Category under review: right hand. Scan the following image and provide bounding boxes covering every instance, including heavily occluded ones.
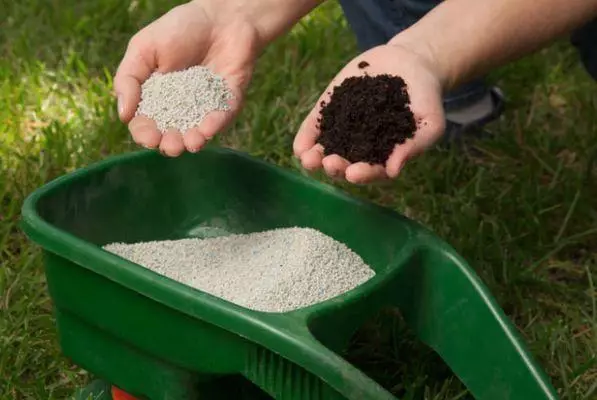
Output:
[294,42,446,184]
[114,0,262,156]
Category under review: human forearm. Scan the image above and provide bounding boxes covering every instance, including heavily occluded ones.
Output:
[199,0,324,44]
[391,0,597,90]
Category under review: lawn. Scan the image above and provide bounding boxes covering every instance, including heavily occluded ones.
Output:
[1,0,596,399]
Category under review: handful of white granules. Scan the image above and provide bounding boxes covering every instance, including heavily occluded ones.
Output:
[135,65,234,133]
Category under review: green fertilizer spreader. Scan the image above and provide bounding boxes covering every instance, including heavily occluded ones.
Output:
[21,147,559,400]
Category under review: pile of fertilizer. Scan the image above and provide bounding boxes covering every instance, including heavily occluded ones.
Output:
[135,65,233,133]
[316,67,417,165]
[103,227,375,313]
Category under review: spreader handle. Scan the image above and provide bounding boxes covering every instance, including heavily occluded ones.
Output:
[241,330,398,400]
[387,244,559,400]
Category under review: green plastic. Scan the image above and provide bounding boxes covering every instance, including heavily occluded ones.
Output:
[74,380,111,400]
[21,147,559,400]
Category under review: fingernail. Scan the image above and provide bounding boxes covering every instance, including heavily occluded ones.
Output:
[117,95,124,117]
[189,147,199,153]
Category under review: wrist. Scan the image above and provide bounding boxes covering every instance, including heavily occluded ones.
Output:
[248,0,324,43]
[388,30,456,92]
[197,0,323,45]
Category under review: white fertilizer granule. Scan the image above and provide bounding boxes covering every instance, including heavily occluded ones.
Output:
[135,65,233,133]
[103,227,375,313]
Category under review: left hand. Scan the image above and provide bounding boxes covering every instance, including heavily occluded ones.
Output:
[293,42,446,184]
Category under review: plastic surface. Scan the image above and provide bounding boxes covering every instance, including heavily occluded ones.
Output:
[74,380,112,400]
[21,147,559,400]
[112,387,138,400]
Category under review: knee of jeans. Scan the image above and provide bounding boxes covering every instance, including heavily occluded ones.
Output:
[338,0,404,50]
[398,0,444,20]
[338,0,456,52]
[571,19,597,81]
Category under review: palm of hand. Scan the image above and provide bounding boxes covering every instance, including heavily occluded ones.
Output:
[293,44,445,183]
[114,2,260,156]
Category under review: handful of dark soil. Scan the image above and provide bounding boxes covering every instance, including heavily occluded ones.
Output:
[316,72,417,165]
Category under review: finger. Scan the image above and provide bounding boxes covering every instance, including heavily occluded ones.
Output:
[128,115,161,149]
[159,129,185,157]
[114,75,141,123]
[197,99,238,140]
[294,84,338,158]
[191,81,243,139]
[198,110,233,140]
[322,155,351,179]
[385,141,415,179]
[300,144,325,171]
[182,127,207,153]
[294,104,322,157]
[345,162,388,184]
[114,35,155,123]
[385,117,445,178]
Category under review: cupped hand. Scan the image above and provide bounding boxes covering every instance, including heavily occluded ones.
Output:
[114,1,261,156]
[293,43,446,184]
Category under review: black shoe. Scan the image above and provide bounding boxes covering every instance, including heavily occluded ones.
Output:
[440,86,506,145]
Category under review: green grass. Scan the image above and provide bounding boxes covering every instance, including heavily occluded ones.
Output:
[1,0,596,399]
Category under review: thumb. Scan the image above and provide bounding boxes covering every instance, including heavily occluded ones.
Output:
[113,37,155,123]
[113,76,140,123]
[385,115,445,178]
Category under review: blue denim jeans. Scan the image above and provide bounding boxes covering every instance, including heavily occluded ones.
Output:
[572,20,597,81]
[339,0,597,110]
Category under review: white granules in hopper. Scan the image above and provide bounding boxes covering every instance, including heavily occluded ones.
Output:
[135,65,233,133]
[103,227,375,313]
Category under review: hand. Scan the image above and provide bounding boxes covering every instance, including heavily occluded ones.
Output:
[114,1,261,156]
[293,42,446,184]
